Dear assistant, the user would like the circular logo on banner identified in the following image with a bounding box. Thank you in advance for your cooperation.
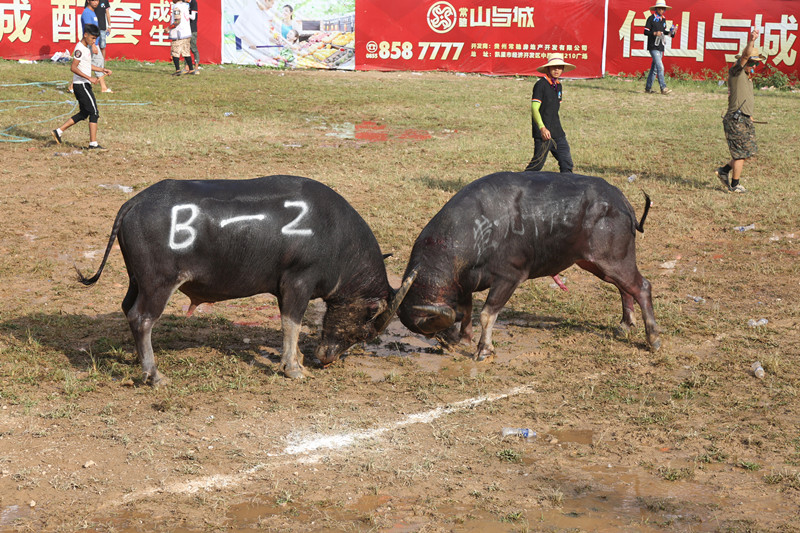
[427,2,457,34]
[366,41,378,54]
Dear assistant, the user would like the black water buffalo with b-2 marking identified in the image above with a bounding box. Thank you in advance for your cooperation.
[397,171,660,359]
[78,175,415,384]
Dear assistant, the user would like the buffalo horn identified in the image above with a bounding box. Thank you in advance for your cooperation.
[374,267,419,334]
[411,304,456,322]
[409,304,457,334]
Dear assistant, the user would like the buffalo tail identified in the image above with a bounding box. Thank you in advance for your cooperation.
[636,191,651,233]
[75,201,134,286]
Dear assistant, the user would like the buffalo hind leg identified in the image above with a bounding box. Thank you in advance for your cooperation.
[632,276,661,351]
[124,279,173,386]
[614,289,638,340]
[576,260,661,352]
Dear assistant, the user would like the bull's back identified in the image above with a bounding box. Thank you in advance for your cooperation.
[117,176,384,299]
[407,171,637,283]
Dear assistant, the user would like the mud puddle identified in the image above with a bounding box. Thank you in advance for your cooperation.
[324,120,432,142]
[306,115,437,143]
[56,464,738,533]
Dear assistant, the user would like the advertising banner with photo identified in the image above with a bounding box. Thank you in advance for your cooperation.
[0,0,222,63]
[355,0,607,78]
[2,1,797,77]
[222,0,355,69]
[607,1,798,76]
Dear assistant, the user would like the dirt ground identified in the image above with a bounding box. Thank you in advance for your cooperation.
[1,69,800,533]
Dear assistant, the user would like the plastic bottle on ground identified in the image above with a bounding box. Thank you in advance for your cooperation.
[751,361,765,379]
[501,428,536,438]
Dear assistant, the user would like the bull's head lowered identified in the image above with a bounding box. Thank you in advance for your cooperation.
[315,269,418,365]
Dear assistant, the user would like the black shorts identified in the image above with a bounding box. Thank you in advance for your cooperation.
[72,83,99,124]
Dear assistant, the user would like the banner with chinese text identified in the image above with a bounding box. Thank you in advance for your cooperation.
[0,0,222,63]
[355,0,606,77]
[607,1,798,76]
[1,1,797,77]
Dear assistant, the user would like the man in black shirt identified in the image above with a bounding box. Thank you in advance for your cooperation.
[643,0,676,95]
[95,1,111,57]
[524,53,576,173]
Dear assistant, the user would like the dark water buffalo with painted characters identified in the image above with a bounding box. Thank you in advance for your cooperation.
[397,171,660,359]
[78,175,414,383]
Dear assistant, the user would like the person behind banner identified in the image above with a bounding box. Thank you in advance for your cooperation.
[51,24,108,150]
[70,0,112,93]
[523,53,576,174]
[95,0,111,70]
[188,0,200,70]
[715,28,765,194]
[643,0,676,95]
[169,0,195,75]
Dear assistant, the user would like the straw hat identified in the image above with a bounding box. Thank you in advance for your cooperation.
[650,0,671,10]
[536,53,576,74]
[735,47,767,62]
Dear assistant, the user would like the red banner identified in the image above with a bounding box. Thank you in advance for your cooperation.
[355,0,606,77]
[0,0,221,64]
[606,1,798,76]
[2,1,797,77]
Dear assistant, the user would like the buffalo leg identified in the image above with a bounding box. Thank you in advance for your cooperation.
[632,276,660,351]
[475,281,520,361]
[277,281,313,379]
[279,315,308,379]
[475,307,500,361]
[576,260,660,351]
[124,278,174,386]
[615,289,638,339]
[457,294,474,343]
[438,294,474,346]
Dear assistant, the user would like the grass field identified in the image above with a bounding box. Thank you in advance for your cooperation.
[1,58,799,532]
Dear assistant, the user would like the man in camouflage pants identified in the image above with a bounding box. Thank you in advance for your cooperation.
[715,28,765,194]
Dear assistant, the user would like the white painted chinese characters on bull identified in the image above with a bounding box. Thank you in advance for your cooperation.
[397,171,660,361]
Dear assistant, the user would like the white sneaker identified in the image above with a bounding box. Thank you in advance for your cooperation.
[732,184,747,193]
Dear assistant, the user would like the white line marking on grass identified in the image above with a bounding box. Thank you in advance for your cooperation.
[119,384,535,504]
[283,384,534,455]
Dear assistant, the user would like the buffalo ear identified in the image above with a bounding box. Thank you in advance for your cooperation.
[374,267,418,334]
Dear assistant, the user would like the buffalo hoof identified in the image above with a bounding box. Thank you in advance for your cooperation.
[473,346,495,362]
[649,337,662,352]
[435,328,461,348]
[614,322,636,340]
[283,366,307,380]
[145,370,169,387]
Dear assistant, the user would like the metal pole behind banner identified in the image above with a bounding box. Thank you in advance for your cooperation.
[602,0,609,76]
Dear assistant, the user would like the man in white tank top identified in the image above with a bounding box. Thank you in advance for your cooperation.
[51,24,110,149]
